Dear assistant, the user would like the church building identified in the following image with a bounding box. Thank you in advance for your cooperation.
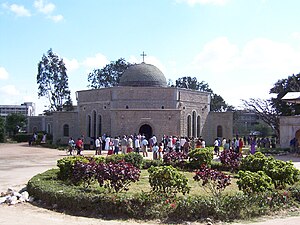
[28,62,233,146]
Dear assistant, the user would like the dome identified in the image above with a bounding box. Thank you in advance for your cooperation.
[119,63,167,87]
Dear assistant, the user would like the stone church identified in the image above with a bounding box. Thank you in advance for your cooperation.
[28,63,233,146]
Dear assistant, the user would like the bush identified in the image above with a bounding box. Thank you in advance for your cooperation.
[57,156,89,180]
[240,152,300,189]
[240,152,267,172]
[95,161,141,193]
[124,152,144,168]
[142,159,163,169]
[163,151,188,168]
[193,165,231,198]
[105,154,126,164]
[188,148,213,169]
[14,133,32,142]
[237,170,273,194]
[27,169,297,221]
[148,165,190,196]
[219,149,242,172]
[263,158,300,189]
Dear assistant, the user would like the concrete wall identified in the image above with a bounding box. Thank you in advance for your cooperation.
[280,116,300,148]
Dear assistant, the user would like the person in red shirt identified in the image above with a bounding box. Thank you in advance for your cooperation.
[75,138,83,155]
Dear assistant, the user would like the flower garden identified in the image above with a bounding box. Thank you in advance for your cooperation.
[27,148,300,223]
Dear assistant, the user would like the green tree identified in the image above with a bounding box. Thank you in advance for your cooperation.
[0,117,5,142]
[174,76,233,112]
[242,98,279,138]
[270,73,300,116]
[5,113,27,136]
[37,48,72,112]
[87,58,132,88]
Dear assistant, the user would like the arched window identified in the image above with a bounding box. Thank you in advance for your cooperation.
[87,115,91,137]
[192,111,196,137]
[47,123,51,134]
[63,124,69,137]
[217,125,223,138]
[187,115,191,138]
[197,115,201,138]
[93,110,97,138]
[98,115,102,137]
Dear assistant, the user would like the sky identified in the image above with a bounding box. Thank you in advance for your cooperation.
[1,0,300,115]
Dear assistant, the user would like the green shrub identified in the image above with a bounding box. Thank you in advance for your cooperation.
[237,170,273,194]
[105,154,125,164]
[14,133,32,142]
[188,147,213,169]
[57,156,89,180]
[148,165,190,196]
[27,169,296,221]
[124,152,143,168]
[142,159,163,169]
[240,152,267,172]
[263,158,300,189]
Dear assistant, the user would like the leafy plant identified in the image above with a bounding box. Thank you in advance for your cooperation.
[240,152,267,172]
[142,159,163,169]
[148,165,190,196]
[188,148,213,169]
[263,158,300,189]
[105,154,125,164]
[57,156,89,180]
[124,152,144,168]
[96,161,141,193]
[72,161,97,188]
[193,165,231,198]
[163,151,188,168]
[237,170,273,194]
[219,149,242,172]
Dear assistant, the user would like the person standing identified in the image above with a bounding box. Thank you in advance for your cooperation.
[141,138,149,157]
[250,137,257,154]
[113,136,120,154]
[121,135,128,154]
[134,136,141,153]
[95,137,102,155]
[75,138,83,155]
[214,138,219,156]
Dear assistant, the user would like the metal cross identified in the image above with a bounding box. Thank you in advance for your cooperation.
[140,51,147,63]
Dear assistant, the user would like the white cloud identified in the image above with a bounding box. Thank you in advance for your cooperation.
[0,85,20,96]
[82,53,109,70]
[2,3,31,17]
[177,0,230,6]
[63,57,80,72]
[291,32,300,40]
[0,67,9,80]
[34,0,55,14]
[49,14,63,22]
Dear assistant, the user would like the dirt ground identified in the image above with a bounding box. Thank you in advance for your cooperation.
[1,143,300,225]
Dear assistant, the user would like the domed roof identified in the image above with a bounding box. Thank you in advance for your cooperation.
[119,63,167,87]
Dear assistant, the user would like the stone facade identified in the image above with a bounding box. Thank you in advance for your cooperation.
[27,63,233,145]
[280,116,300,148]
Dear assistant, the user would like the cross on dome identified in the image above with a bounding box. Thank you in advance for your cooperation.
[140,51,147,63]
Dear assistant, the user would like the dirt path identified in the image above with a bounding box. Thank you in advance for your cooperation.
[1,143,300,225]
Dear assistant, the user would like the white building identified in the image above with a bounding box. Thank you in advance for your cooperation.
[0,102,35,117]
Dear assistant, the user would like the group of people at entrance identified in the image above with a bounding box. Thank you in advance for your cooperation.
[68,133,263,158]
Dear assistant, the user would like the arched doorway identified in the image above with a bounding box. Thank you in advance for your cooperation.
[139,124,153,140]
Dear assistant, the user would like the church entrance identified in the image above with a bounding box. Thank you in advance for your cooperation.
[139,124,153,140]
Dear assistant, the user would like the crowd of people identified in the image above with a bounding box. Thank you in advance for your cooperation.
[67,133,273,159]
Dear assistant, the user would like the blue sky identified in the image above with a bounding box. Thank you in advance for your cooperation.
[1,0,300,114]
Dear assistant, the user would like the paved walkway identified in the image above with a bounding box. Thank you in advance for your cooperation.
[0,143,300,225]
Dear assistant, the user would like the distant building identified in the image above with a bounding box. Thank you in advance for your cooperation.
[28,63,233,145]
[0,102,35,118]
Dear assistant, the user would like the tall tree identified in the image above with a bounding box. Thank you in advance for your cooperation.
[242,98,279,138]
[269,73,300,116]
[174,76,233,112]
[5,113,27,136]
[37,49,72,112]
[87,58,132,89]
